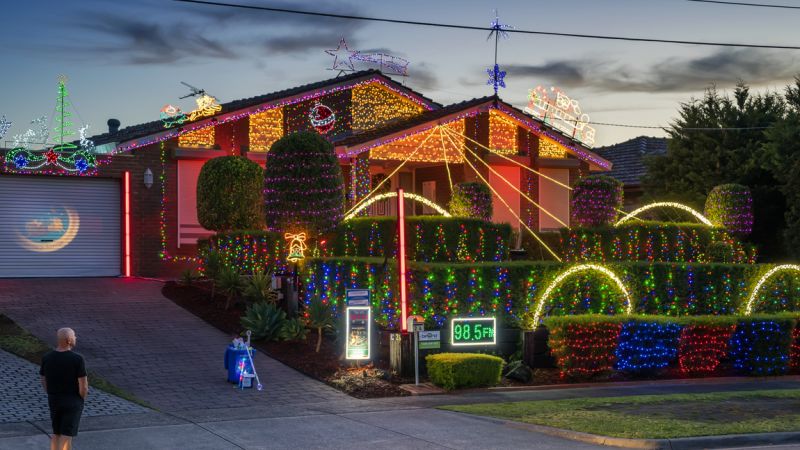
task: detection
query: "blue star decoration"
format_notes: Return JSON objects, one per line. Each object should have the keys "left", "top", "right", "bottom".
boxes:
{"left": 13, "top": 154, "right": 27, "bottom": 169}
{"left": 486, "top": 64, "right": 506, "bottom": 95}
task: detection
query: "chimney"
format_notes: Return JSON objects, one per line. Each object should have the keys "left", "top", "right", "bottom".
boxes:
{"left": 107, "top": 118, "right": 121, "bottom": 134}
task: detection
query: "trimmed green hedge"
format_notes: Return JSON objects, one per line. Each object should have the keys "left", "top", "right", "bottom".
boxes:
{"left": 331, "top": 216, "right": 512, "bottom": 262}
{"left": 542, "top": 314, "right": 799, "bottom": 378}
{"left": 199, "top": 230, "right": 288, "bottom": 275}
{"left": 560, "top": 222, "right": 756, "bottom": 264}
{"left": 426, "top": 353, "right": 504, "bottom": 390}
{"left": 196, "top": 156, "right": 265, "bottom": 232}
{"left": 303, "top": 257, "right": 800, "bottom": 329}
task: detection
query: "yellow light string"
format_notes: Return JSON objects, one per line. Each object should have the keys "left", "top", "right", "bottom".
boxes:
{"left": 442, "top": 126, "right": 569, "bottom": 229}
{"left": 614, "top": 202, "right": 713, "bottom": 227}
{"left": 439, "top": 127, "right": 454, "bottom": 190}
{"left": 448, "top": 126, "right": 574, "bottom": 191}
{"left": 345, "top": 127, "right": 438, "bottom": 216}
{"left": 440, "top": 126, "right": 562, "bottom": 262}
{"left": 743, "top": 264, "right": 800, "bottom": 315}
{"left": 344, "top": 191, "right": 451, "bottom": 221}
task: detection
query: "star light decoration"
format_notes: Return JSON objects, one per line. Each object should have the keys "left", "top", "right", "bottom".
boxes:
{"left": 0, "top": 116, "right": 11, "bottom": 140}
{"left": 485, "top": 11, "right": 513, "bottom": 95}
{"left": 325, "top": 38, "right": 356, "bottom": 76}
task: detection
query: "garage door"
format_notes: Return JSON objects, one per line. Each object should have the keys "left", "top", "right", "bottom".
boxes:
{"left": 0, "top": 175, "right": 121, "bottom": 277}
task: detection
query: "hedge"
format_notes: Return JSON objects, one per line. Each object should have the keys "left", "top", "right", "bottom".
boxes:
{"left": 705, "top": 184, "right": 753, "bottom": 236}
{"left": 303, "top": 257, "right": 800, "bottom": 329}
{"left": 426, "top": 353, "right": 504, "bottom": 390}
{"left": 570, "top": 175, "right": 623, "bottom": 227}
{"left": 199, "top": 230, "right": 288, "bottom": 275}
{"left": 448, "top": 182, "right": 493, "bottom": 221}
{"left": 196, "top": 156, "right": 265, "bottom": 232}
{"left": 559, "top": 222, "right": 756, "bottom": 264}
{"left": 542, "top": 315, "right": 798, "bottom": 378}
{"left": 331, "top": 216, "right": 512, "bottom": 262}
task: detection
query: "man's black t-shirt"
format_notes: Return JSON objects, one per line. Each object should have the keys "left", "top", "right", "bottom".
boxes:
{"left": 39, "top": 350, "right": 87, "bottom": 396}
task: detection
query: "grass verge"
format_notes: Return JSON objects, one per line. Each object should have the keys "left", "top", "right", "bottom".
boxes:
{"left": 0, "top": 314, "right": 152, "bottom": 408}
{"left": 441, "top": 389, "right": 800, "bottom": 439}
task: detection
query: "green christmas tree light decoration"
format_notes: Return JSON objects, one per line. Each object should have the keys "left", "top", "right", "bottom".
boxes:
{"left": 5, "top": 76, "right": 97, "bottom": 174}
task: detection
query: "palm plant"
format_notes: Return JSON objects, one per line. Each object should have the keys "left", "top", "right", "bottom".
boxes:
{"left": 180, "top": 268, "right": 199, "bottom": 286}
{"left": 240, "top": 302, "right": 287, "bottom": 341}
{"left": 216, "top": 267, "right": 245, "bottom": 310}
{"left": 244, "top": 270, "right": 273, "bottom": 304}
{"left": 306, "top": 297, "right": 335, "bottom": 353}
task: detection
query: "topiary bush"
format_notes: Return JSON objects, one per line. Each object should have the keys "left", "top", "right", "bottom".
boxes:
{"left": 197, "top": 156, "right": 265, "bottom": 232}
{"left": 448, "top": 182, "right": 493, "bottom": 221}
{"left": 264, "top": 131, "right": 345, "bottom": 234}
{"left": 199, "top": 231, "right": 288, "bottom": 275}
{"left": 570, "top": 175, "right": 623, "bottom": 227}
{"left": 426, "top": 353, "right": 504, "bottom": 390}
{"left": 705, "top": 241, "right": 736, "bottom": 263}
{"left": 705, "top": 184, "right": 754, "bottom": 236}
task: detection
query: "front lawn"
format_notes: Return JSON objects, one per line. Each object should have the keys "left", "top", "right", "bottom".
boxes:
{"left": 441, "top": 389, "right": 800, "bottom": 439}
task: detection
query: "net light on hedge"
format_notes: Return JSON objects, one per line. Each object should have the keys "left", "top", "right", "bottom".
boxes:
{"left": 615, "top": 202, "right": 713, "bottom": 227}
{"left": 744, "top": 264, "right": 800, "bottom": 315}
{"left": 532, "top": 264, "right": 632, "bottom": 326}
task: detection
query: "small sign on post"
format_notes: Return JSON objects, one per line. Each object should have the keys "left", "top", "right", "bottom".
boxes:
{"left": 407, "top": 315, "right": 425, "bottom": 385}
{"left": 418, "top": 330, "right": 441, "bottom": 350}
{"left": 345, "top": 289, "right": 371, "bottom": 360}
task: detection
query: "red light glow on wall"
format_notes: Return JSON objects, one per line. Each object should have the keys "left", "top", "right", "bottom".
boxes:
{"left": 123, "top": 171, "right": 131, "bottom": 277}
{"left": 397, "top": 188, "right": 408, "bottom": 331}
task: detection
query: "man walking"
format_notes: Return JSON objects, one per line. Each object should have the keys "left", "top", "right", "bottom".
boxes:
{"left": 40, "top": 328, "right": 88, "bottom": 450}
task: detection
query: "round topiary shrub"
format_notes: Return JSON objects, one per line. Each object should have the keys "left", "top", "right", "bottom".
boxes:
{"left": 704, "top": 184, "right": 753, "bottom": 235}
{"left": 264, "top": 131, "right": 345, "bottom": 233}
{"left": 448, "top": 181, "right": 493, "bottom": 221}
{"left": 570, "top": 175, "right": 623, "bottom": 227}
{"left": 197, "top": 156, "right": 265, "bottom": 232}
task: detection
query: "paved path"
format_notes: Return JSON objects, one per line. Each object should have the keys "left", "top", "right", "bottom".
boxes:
{"left": 0, "top": 278, "right": 348, "bottom": 414}
{"left": 0, "top": 350, "right": 145, "bottom": 423}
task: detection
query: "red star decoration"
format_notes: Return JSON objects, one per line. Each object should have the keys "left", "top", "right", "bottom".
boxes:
{"left": 45, "top": 149, "right": 58, "bottom": 164}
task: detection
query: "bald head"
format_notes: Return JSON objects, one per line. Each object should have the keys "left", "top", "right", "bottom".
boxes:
{"left": 57, "top": 328, "right": 76, "bottom": 348}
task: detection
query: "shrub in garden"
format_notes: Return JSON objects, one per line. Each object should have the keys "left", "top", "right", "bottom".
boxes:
{"left": 199, "top": 231, "right": 287, "bottom": 276}
{"left": 791, "top": 326, "right": 800, "bottom": 372}
{"left": 426, "top": 353, "right": 504, "bottom": 390}
{"left": 729, "top": 316, "right": 796, "bottom": 375}
{"left": 705, "top": 241, "right": 736, "bottom": 263}
{"left": 264, "top": 131, "right": 345, "bottom": 234}
{"left": 614, "top": 317, "right": 681, "bottom": 373}
{"left": 243, "top": 271, "right": 278, "bottom": 304}
{"left": 544, "top": 315, "right": 625, "bottom": 378}
{"left": 280, "top": 317, "right": 309, "bottom": 341}
{"left": 240, "top": 302, "right": 288, "bottom": 341}
{"left": 216, "top": 267, "right": 246, "bottom": 310}
{"left": 306, "top": 297, "right": 335, "bottom": 353}
{"left": 197, "top": 156, "right": 265, "bottom": 232}
{"left": 570, "top": 175, "right": 623, "bottom": 227}
{"left": 677, "top": 316, "right": 737, "bottom": 375}
{"left": 448, "top": 182, "right": 493, "bottom": 221}
{"left": 704, "top": 184, "right": 753, "bottom": 236}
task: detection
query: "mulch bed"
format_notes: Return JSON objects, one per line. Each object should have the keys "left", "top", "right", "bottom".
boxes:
{"left": 161, "top": 281, "right": 407, "bottom": 398}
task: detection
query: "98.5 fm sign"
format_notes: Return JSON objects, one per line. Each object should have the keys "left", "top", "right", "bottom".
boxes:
{"left": 450, "top": 317, "right": 496, "bottom": 346}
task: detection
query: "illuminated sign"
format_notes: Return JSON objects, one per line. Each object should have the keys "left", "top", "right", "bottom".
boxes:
{"left": 451, "top": 317, "right": 496, "bottom": 346}
{"left": 524, "top": 86, "right": 596, "bottom": 148}
{"left": 345, "top": 306, "right": 371, "bottom": 360}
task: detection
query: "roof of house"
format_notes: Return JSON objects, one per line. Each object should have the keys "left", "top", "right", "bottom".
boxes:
{"left": 90, "top": 70, "right": 439, "bottom": 146}
{"left": 593, "top": 136, "right": 668, "bottom": 185}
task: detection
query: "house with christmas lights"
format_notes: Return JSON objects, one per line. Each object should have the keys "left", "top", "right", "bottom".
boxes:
{"left": 0, "top": 70, "right": 610, "bottom": 278}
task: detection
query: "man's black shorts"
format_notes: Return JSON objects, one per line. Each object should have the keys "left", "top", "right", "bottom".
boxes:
{"left": 48, "top": 394, "right": 84, "bottom": 437}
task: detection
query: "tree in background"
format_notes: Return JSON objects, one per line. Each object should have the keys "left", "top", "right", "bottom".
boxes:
{"left": 571, "top": 175, "right": 623, "bottom": 227}
{"left": 643, "top": 82, "right": 787, "bottom": 258}
{"left": 764, "top": 77, "right": 800, "bottom": 258}
{"left": 264, "top": 132, "right": 345, "bottom": 234}
{"left": 197, "top": 156, "right": 265, "bottom": 232}
{"left": 449, "top": 181, "right": 493, "bottom": 221}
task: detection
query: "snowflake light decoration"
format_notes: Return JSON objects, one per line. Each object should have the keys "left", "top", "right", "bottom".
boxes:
{"left": 0, "top": 116, "right": 11, "bottom": 140}
{"left": 486, "top": 64, "right": 507, "bottom": 95}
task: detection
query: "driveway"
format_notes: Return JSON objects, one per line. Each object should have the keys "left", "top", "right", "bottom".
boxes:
{"left": 0, "top": 277, "right": 348, "bottom": 413}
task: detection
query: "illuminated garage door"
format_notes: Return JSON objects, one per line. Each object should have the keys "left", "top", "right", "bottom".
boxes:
{"left": 0, "top": 175, "right": 120, "bottom": 277}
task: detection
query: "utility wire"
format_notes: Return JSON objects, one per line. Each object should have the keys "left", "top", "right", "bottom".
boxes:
{"left": 687, "top": 0, "right": 800, "bottom": 9}
{"left": 174, "top": 0, "right": 800, "bottom": 50}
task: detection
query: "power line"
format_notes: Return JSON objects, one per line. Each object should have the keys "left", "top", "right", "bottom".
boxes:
{"left": 175, "top": 0, "right": 800, "bottom": 50}
{"left": 688, "top": 0, "right": 800, "bottom": 10}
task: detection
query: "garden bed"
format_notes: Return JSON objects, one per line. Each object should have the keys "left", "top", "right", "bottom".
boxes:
{"left": 161, "top": 281, "right": 408, "bottom": 398}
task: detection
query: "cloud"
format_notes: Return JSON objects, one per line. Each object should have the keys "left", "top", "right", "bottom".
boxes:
{"left": 505, "top": 49, "right": 800, "bottom": 93}
{"left": 408, "top": 62, "right": 439, "bottom": 90}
